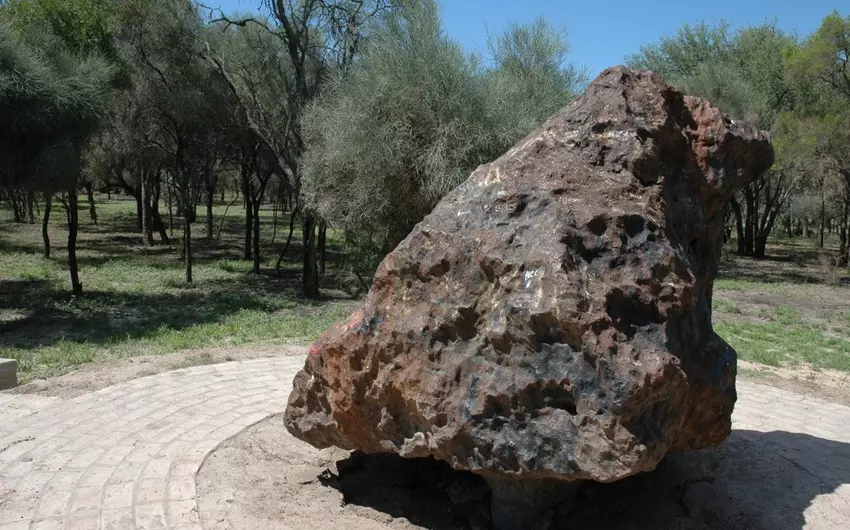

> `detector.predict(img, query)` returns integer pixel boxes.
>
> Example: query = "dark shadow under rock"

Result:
[197,415,850,530]
[324,451,492,530]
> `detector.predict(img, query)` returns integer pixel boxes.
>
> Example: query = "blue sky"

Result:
[210,1,846,78]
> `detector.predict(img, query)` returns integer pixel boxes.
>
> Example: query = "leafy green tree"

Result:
[302,1,585,278]
[1,0,117,55]
[787,11,850,101]
[303,1,483,251]
[2,0,124,232]
[629,21,731,80]
[116,0,234,283]
[630,22,796,258]
[481,17,587,150]
[786,11,850,264]
[205,0,393,297]
[0,21,114,293]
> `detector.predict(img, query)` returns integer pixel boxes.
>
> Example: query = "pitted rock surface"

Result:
[285,66,775,482]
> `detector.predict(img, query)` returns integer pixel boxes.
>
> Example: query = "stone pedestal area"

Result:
[0,357,16,390]
[284,66,775,528]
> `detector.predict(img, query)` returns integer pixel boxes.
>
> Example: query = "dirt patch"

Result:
[8,345,307,399]
[198,415,426,530]
[197,415,850,530]
[738,360,850,408]
[715,289,849,322]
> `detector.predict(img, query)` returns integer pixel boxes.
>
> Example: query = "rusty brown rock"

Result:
[285,66,774,484]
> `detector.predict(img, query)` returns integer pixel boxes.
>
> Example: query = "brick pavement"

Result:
[1,354,849,529]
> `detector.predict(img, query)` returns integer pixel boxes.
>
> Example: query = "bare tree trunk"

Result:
[318,220,327,275]
[743,187,756,256]
[252,200,262,274]
[271,195,279,245]
[14,188,24,223]
[276,207,299,274]
[751,173,787,259]
[6,187,22,222]
[151,179,169,244]
[242,167,252,261]
[818,190,826,248]
[303,212,319,298]
[27,188,36,224]
[840,197,849,267]
[184,220,193,284]
[206,193,214,239]
[167,174,174,236]
[42,192,52,259]
[215,194,240,239]
[84,183,97,225]
[250,175,270,274]
[135,186,143,232]
[754,236,768,259]
[730,197,746,256]
[141,176,153,246]
[66,190,82,296]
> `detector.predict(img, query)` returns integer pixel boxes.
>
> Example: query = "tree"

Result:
[482,17,587,148]
[302,2,586,278]
[2,0,130,231]
[303,1,483,252]
[786,11,850,265]
[0,21,114,294]
[787,11,850,101]
[630,22,793,258]
[204,20,290,270]
[629,21,732,81]
[206,0,394,298]
[117,0,233,283]
[1,0,117,56]
[85,87,172,245]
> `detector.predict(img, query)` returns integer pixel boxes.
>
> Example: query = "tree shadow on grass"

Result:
[0,234,43,255]
[0,209,354,378]
[323,430,850,529]
[0,273,351,354]
[719,241,850,286]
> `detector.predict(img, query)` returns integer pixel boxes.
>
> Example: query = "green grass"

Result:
[763,306,799,325]
[716,321,850,372]
[712,298,743,315]
[1,196,354,382]
[5,197,850,381]
[713,239,850,373]
[713,290,850,372]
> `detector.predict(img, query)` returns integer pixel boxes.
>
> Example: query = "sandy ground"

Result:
[197,414,850,530]
[738,360,850,408]
[7,346,850,529]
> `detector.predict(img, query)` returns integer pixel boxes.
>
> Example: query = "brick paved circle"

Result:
[1,353,849,529]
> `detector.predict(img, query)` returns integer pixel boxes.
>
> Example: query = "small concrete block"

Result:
[0,358,17,390]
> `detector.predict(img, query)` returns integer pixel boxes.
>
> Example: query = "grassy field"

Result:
[0,196,355,382]
[713,240,850,372]
[2,196,850,382]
